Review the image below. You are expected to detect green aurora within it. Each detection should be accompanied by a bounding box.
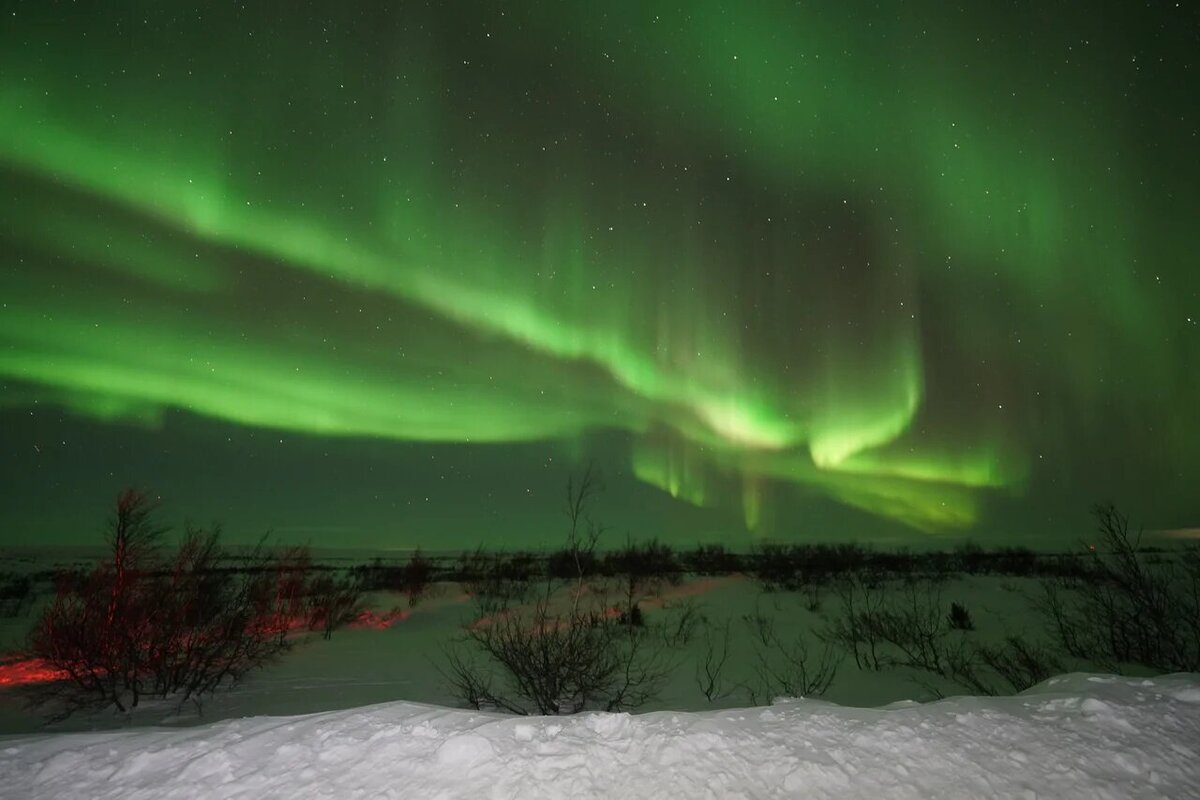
[1,2,1196,547]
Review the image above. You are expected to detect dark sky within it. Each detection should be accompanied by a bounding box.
[1,2,1197,549]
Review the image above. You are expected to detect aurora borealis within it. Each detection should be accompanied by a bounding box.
[1,2,1196,548]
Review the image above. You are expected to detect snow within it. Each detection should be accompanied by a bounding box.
[2,673,1198,799]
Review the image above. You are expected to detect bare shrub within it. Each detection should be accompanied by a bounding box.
[659,598,701,648]
[695,617,734,702]
[825,575,1060,697]
[24,489,355,721]
[742,601,839,703]
[443,585,675,715]
[442,467,675,714]
[868,579,951,676]
[977,636,1063,692]
[821,573,887,671]
[305,573,366,640]
[458,548,537,616]
[263,545,313,645]
[401,548,434,607]
[947,601,974,631]
[1038,503,1200,673]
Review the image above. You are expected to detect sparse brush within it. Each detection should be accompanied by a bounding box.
[441,466,676,715]
[1037,503,1200,674]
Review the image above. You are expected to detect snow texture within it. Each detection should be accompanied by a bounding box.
[1,674,1198,799]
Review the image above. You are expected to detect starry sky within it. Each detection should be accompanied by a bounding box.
[1,2,1197,549]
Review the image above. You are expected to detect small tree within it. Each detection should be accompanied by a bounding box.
[264,545,312,644]
[24,489,354,721]
[401,548,434,607]
[695,618,734,702]
[442,467,675,714]
[27,489,169,716]
[306,573,366,640]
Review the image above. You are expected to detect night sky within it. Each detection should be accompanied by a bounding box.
[1,2,1196,549]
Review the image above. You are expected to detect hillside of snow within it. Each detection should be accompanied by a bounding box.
[2,673,1198,800]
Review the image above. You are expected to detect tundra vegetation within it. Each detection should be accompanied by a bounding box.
[8,483,1194,722]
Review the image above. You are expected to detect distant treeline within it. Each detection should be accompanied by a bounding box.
[345,541,1121,593]
[4,540,1173,606]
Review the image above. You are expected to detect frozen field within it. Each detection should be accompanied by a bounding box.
[0,548,1174,728]
[1,567,1080,733]
[2,551,1199,797]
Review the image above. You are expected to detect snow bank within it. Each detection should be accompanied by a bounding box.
[2,674,1198,799]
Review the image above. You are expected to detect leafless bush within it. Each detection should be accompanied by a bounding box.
[263,545,312,646]
[442,467,676,714]
[659,599,701,648]
[869,579,952,675]
[742,602,839,703]
[305,574,365,639]
[825,575,1060,697]
[443,586,676,714]
[459,548,537,617]
[821,574,887,670]
[695,618,734,702]
[977,636,1063,692]
[401,549,434,607]
[24,489,355,721]
[1038,503,1200,673]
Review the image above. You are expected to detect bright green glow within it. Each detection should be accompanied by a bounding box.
[820,475,979,534]
[808,330,924,468]
[741,477,764,533]
[1,2,1194,541]
[0,90,797,454]
[632,440,707,508]
[0,302,621,444]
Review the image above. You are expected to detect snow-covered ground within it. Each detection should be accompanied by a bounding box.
[4,554,1200,797]
[0,571,1080,733]
[2,673,1198,799]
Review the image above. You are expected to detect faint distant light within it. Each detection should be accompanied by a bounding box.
[1159,528,1200,540]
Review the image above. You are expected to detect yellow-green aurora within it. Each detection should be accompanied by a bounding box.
[1,2,1196,546]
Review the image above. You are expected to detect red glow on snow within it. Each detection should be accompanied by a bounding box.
[350,608,410,630]
[0,658,67,687]
[466,576,742,632]
[248,613,314,638]
[468,607,514,630]
[641,574,744,609]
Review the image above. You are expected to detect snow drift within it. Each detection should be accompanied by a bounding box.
[2,674,1198,799]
